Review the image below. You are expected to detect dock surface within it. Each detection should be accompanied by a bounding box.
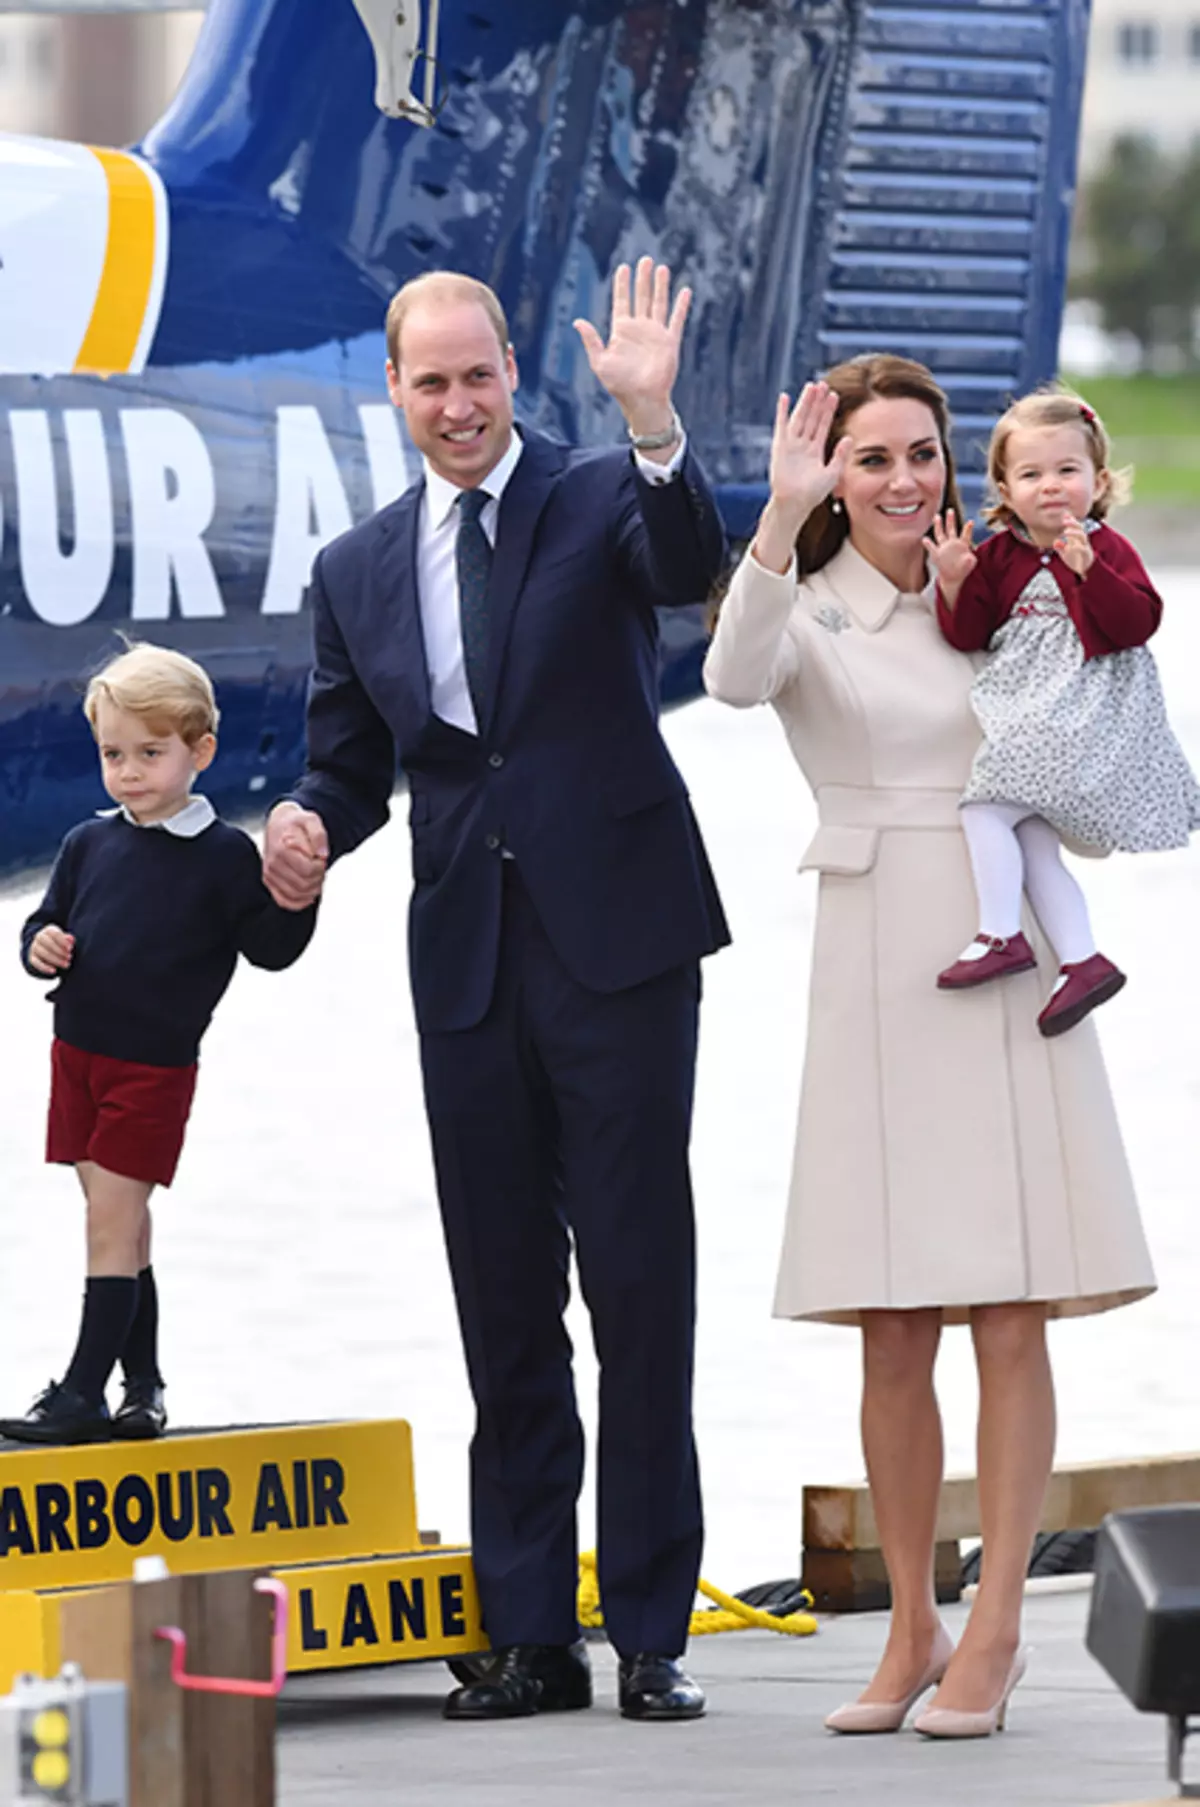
[277,1581,1173,1805]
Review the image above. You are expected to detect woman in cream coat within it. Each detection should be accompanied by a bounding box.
[704,357,1154,1740]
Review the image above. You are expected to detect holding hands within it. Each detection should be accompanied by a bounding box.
[754,382,851,574]
[1054,515,1094,577]
[929,511,977,606]
[574,257,688,454]
[263,804,328,911]
[28,925,74,976]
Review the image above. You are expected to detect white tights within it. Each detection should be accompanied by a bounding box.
[960,803,1096,965]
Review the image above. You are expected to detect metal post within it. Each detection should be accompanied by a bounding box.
[1168,1715,1200,1798]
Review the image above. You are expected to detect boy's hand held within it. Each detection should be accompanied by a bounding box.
[30,925,74,974]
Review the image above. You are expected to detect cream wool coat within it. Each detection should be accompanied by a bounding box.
[704,539,1156,1326]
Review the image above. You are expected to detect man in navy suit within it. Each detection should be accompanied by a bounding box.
[263,260,729,1720]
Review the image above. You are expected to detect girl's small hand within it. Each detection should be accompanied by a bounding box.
[29,925,75,975]
[929,511,977,593]
[1054,515,1094,576]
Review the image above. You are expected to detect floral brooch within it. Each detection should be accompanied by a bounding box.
[813,604,850,634]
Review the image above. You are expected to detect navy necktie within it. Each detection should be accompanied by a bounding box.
[456,488,492,724]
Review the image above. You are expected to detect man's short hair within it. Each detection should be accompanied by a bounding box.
[84,643,219,746]
[385,272,510,370]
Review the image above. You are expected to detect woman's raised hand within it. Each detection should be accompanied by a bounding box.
[769,382,851,518]
[753,382,851,573]
[929,511,977,600]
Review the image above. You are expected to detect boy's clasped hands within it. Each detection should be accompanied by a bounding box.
[27,926,75,976]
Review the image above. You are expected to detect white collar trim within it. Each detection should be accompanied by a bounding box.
[98,795,216,838]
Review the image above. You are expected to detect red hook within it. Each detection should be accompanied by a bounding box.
[154,1578,289,1698]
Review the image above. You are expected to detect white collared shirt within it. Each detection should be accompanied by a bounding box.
[417,429,688,735]
[98,795,216,837]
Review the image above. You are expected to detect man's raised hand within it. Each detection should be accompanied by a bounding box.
[573,257,689,441]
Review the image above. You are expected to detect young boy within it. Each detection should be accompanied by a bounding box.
[1,644,319,1447]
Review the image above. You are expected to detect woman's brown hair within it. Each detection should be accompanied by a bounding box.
[793,354,963,579]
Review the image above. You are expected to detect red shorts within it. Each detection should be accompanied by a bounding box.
[47,1039,198,1187]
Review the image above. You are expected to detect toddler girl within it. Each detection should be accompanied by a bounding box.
[931,387,1200,1035]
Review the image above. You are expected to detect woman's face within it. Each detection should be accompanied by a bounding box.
[834,396,947,567]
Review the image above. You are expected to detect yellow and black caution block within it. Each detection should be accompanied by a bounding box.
[282,1548,484,1671]
[0,1420,417,1592]
[0,1419,487,1687]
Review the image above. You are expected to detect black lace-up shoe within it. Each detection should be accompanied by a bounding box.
[0,1379,112,1446]
[443,1641,592,1720]
[618,1653,706,1721]
[112,1377,167,1440]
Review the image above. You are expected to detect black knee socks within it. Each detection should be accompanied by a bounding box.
[121,1265,163,1387]
[63,1276,139,1407]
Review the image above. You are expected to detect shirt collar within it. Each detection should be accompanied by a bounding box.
[422,428,525,533]
[98,795,216,838]
[817,538,935,632]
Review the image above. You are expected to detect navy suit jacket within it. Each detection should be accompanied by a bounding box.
[292,427,731,1033]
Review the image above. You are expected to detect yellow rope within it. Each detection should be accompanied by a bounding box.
[577,1550,818,1638]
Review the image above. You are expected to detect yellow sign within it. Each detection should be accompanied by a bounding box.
[0,1549,486,1691]
[281,1550,485,1671]
[0,1421,418,1592]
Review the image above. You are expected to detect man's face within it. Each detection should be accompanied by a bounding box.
[387,301,518,486]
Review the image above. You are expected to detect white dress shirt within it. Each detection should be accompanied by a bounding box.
[416,428,688,735]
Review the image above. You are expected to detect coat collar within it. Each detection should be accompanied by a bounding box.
[815,538,934,633]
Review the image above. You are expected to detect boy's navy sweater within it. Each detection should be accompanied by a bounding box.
[20,813,317,1067]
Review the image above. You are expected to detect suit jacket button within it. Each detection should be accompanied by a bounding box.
[488,752,504,769]
[485,833,500,850]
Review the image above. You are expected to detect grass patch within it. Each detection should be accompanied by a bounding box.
[1059,372,1200,503]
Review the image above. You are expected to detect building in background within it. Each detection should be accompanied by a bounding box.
[1,1,1196,170]
[0,8,203,145]
[1079,0,1200,171]
[0,14,60,136]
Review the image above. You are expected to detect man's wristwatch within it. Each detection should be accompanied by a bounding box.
[627,407,683,452]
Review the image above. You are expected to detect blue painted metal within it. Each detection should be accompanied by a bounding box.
[0,0,1092,876]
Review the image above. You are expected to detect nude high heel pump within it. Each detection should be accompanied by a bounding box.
[824,1625,956,1734]
[913,1646,1030,1739]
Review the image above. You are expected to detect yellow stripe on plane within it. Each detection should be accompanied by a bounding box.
[74,147,159,375]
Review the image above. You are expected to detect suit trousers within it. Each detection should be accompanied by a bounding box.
[418,863,703,1659]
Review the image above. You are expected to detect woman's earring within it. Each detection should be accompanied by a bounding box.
[831,498,843,516]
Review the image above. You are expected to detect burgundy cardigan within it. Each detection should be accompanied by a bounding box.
[935,523,1162,660]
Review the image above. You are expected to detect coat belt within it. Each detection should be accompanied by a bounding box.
[815,785,963,832]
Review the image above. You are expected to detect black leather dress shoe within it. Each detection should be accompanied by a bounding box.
[0,1379,111,1446]
[443,1641,592,1720]
[111,1377,168,1440]
[618,1654,706,1721]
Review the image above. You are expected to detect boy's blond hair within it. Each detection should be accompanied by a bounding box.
[84,643,219,746]
[984,385,1133,528]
